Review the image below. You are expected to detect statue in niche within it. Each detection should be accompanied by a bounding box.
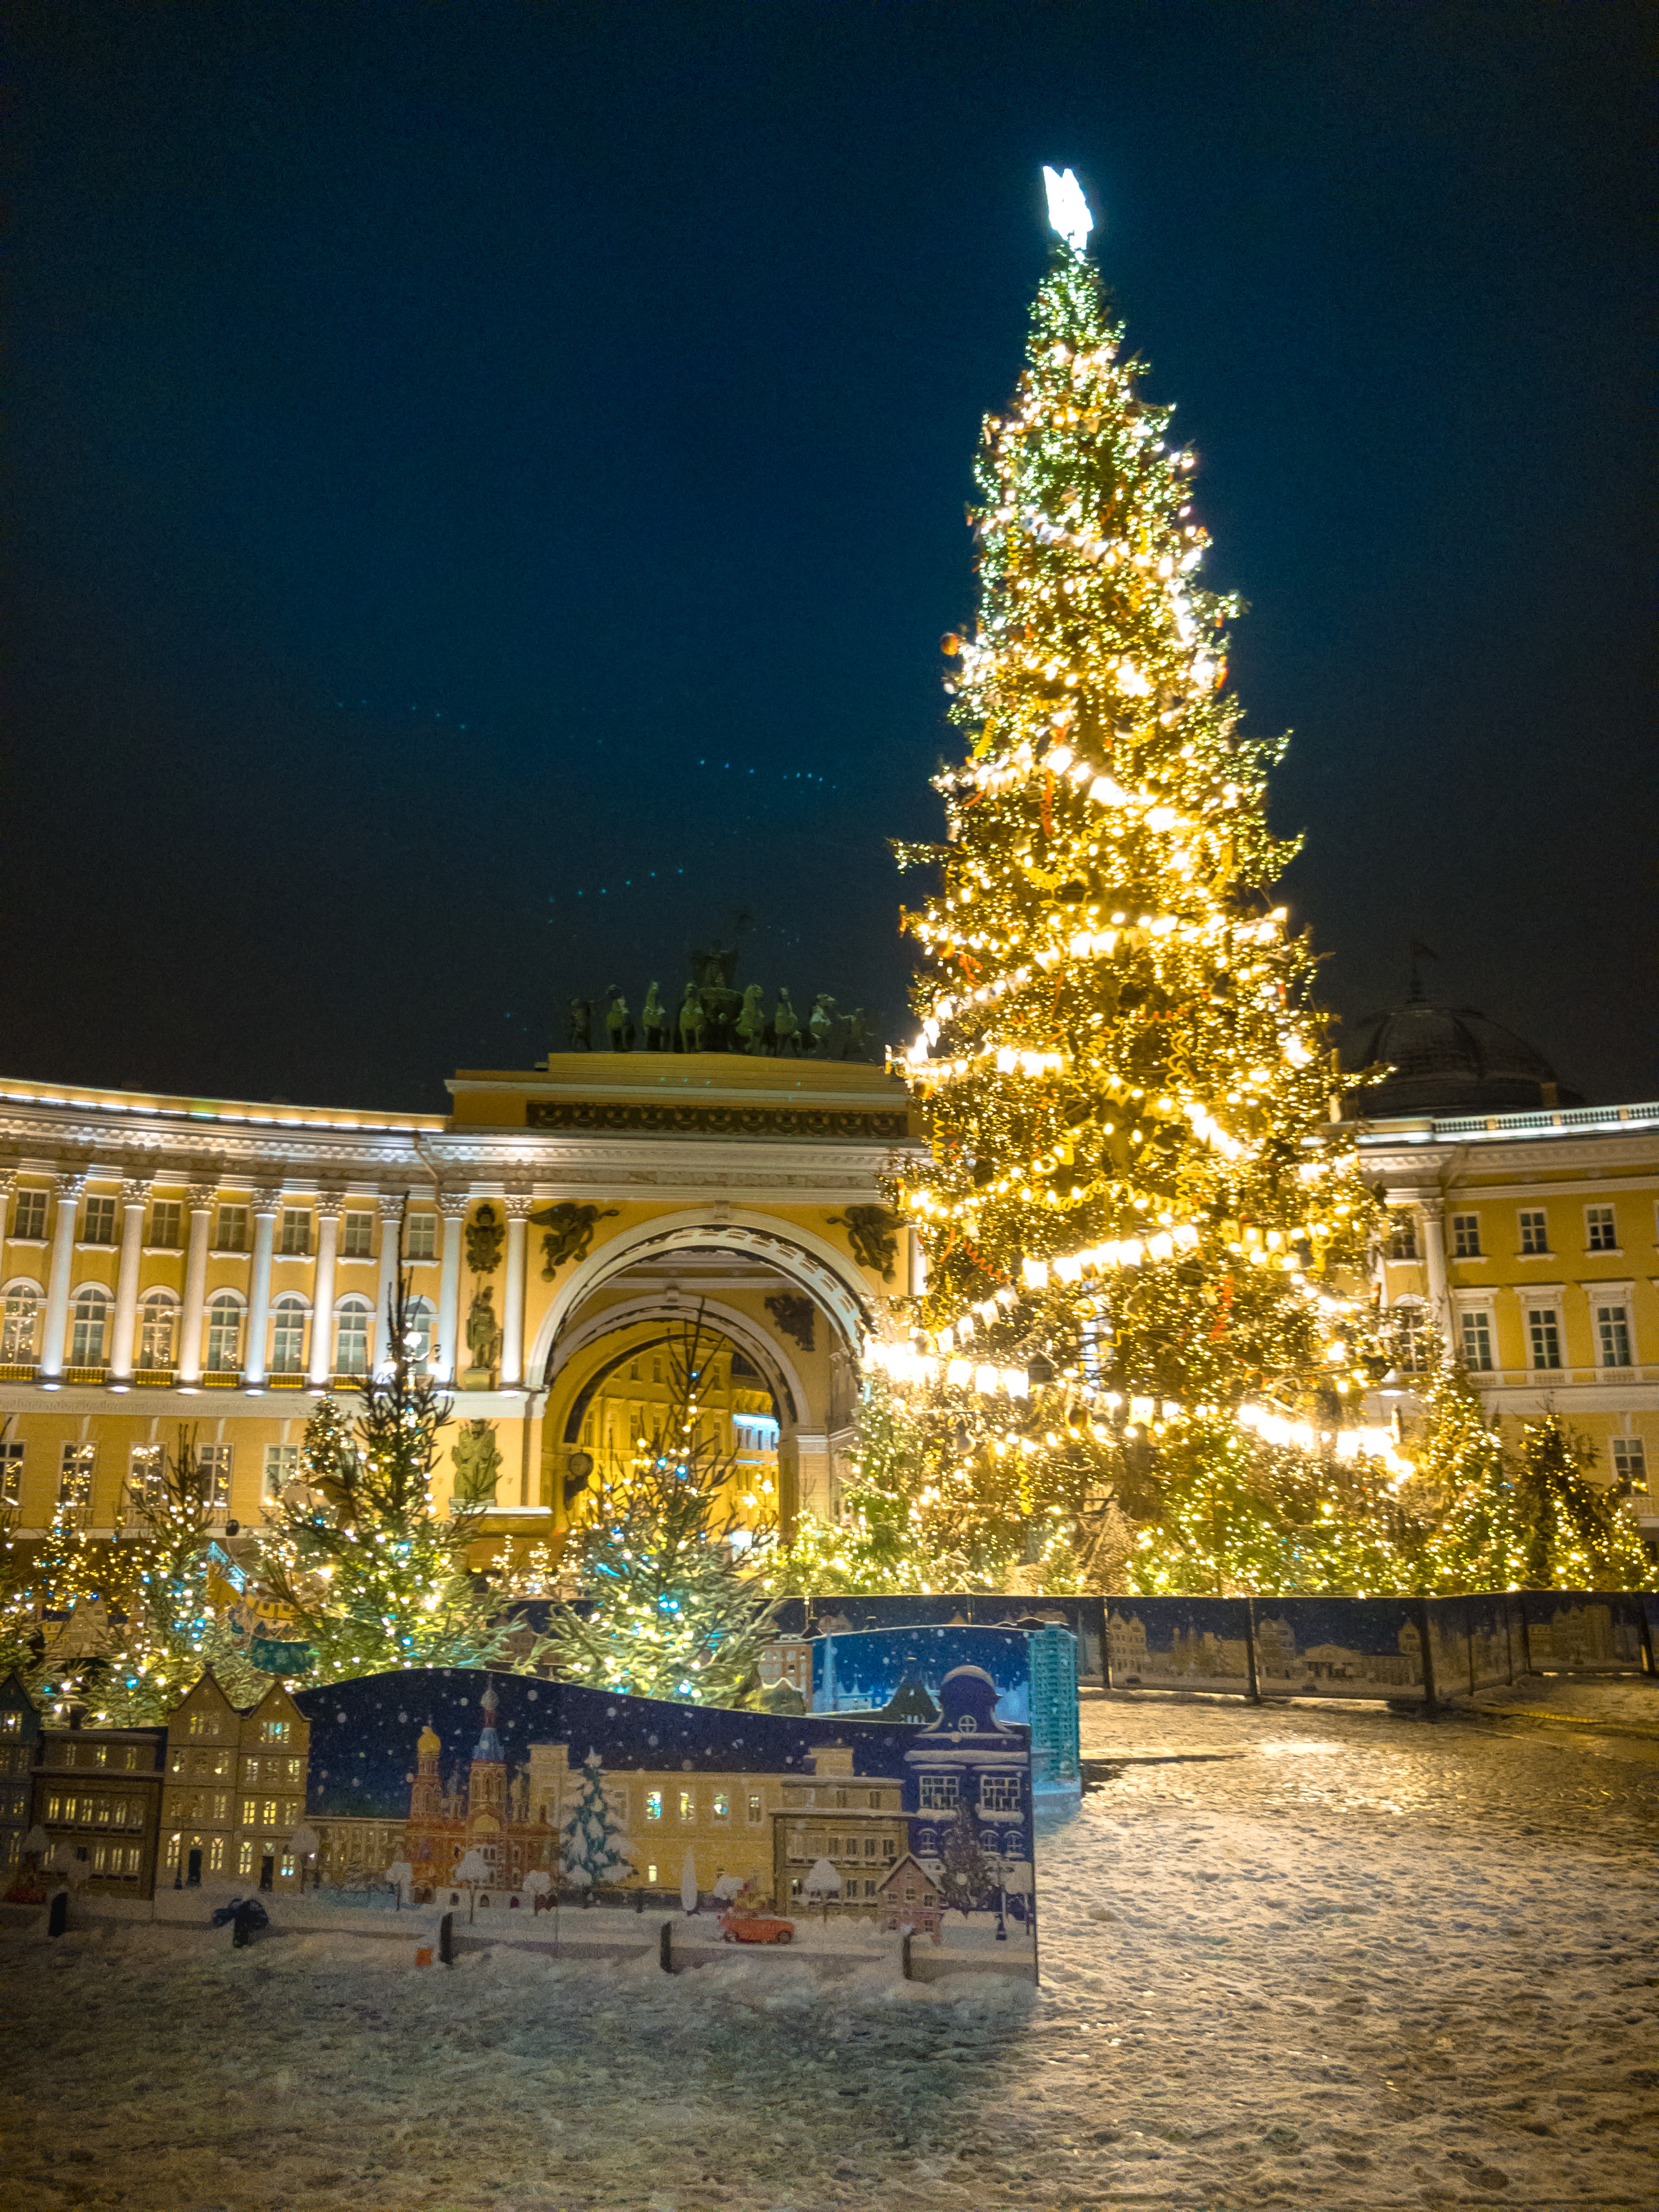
[605,989,634,1052]
[772,988,800,1056]
[828,1204,900,1282]
[452,1418,503,1506]
[641,983,666,1051]
[463,1286,503,1387]
[531,1200,619,1278]
[677,981,706,1052]
[566,997,592,1051]
[809,994,837,1057]
[764,1293,816,1353]
[736,983,766,1054]
[465,1203,505,1277]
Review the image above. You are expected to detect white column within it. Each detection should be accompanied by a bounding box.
[243,1189,280,1387]
[37,1172,86,1380]
[500,1194,533,1389]
[371,1193,405,1374]
[108,1178,151,1381]
[1419,1196,1455,1355]
[176,1183,218,1385]
[435,1192,469,1385]
[308,1196,343,1387]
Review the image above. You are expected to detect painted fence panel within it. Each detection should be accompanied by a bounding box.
[776,1594,1105,1683]
[1106,1596,1254,1694]
[1250,1596,1428,1702]
[1520,1591,1650,1672]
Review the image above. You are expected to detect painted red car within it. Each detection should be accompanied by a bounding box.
[719,1908,795,1945]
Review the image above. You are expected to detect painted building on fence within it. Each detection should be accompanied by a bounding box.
[0,1050,923,1570]
[1345,996,1658,1537]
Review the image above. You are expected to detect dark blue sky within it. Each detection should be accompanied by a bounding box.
[5,3,1652,1107]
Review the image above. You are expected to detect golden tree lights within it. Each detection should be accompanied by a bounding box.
[881,182,1402,1592]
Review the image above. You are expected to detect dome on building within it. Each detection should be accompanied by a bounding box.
[1340,997,1583,1119]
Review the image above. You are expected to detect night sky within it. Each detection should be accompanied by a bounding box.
[5,4,1652,1109]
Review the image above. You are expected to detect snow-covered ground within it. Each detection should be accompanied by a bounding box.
[2,1677,1656,2211]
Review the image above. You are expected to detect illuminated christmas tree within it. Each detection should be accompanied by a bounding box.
[544,1311,778,1705]
[251,1277,537,1681]
[877,170,1394,1590]
[1506,1413,1654,1590]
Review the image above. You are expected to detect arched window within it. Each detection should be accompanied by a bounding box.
[334,1298,371,1377]
[206,1292,244,1373]
[271,1296,308,1375]
[71,1285,110,1366]
[403,1297,436,1375]
[1,1282,41,1363]
[139,1289,178,1370]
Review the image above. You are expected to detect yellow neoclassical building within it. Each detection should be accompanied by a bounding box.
[1344,997,1659,1535]
[0,1051,924,1557]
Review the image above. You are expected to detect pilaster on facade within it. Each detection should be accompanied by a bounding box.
[499,1193,535,1390]
[308,1194,345,1387]
[242,1188,282,1389]
[38,1171,87,1380]
[176,1183,219,1386]
[371,1192,405,1373]
[435,1190,471,1386]
[108,1178,153,1382]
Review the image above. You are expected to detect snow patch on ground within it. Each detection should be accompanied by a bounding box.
[1,1675,1655,2210]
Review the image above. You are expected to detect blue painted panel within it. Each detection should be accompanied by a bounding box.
[1520,1590,1649,1672]
[1106,1596,1253,1693]
[1251,1595,1427,1700]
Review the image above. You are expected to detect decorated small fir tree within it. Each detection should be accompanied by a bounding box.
[560,1750,635,1891]
[877,171,1391,1590]
[251,1278,537,1681]
[543,1311,778,1705]
[936,1799,995,1918]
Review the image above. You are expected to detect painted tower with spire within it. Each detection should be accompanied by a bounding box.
[399,1682,552,1900]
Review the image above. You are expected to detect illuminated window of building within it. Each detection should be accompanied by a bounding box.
[1389,1305,1429,1374]
[404,1298,436,1374]
[746,1792,763,1825]
[0,1711,18,1735]
[83,1195,117,1246]
[262,1720,289,1743]
[1,1284,40,1362]
[213,1204,246,1252]
[0,1440,22,1506]
[1451,1214,1481,1259]
[1519,1210,1549,1255]
[1598,1306,1632,1369]
[259,1798,276,1827]
[165,1830,181,1864]
[138,1291,177,1370]
[206,1295,243,1372]
[280,1853,296,1880]
[12,1188,49,1241]
[646,1863,658,1884]
[712,1791,729,1822]
[1528,1308,1562,1371]
[334,1301,371,1376]
[678,1790,695,1822]
[59,1443,95,1507]
[405,1213,436,1261]
[198,1444,232,1510]
[209,1836,226,1872]
[341,1211,373,1260]
[270,1297,307,1373]
[1459,1310,1494,1373]
[280,1210,311,1256]
[645,1790,662,1821]
[240,1839,255,1876]
[188,1712,219,1740]
[264,1444,298,1499]
[1387,1214,1418,1261]
[1612,1438,1648,1497]
[70,1286,110,1365]
[1585,1205,1617,1252]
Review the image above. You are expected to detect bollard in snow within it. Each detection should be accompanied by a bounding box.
[439,1910,454,1966]
[47,1891,68,1939]
[900,1927,913,1982]
[659,1919,673,1974]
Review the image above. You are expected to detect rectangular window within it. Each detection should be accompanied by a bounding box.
[208,1835,226,1872]
[1597,1306,1632,1369]
[918,1775,959,1812]
[264,1444,298,1500]
[1518,1209,1549,1255]
[82,1195,117,1245]
[678,1790,695,1822]
[206,1302,242,1372]
[215,1204,247,1253]
[0,1440,22,1506]
[1460,1310,1494,1373]
[1451,1214,1481,1259]
[259,1798,277,1827]
[864,1836,878,1858]
[404,1213,436,1261]
[1528,1308,1562,1371]
[197,1444,232,1509]
[645,1790,662,1821]
[980,1775,1022,1813]
[711,1791,729,1822]
[70,1294,109,1365]
[262,1720,289,1743]
[1387,1214,1418,1262]
[150,1200,183,1249]
[12,1188,48,1240]
[746,1792,763,1825]
[239,1839,255,1876]
[334,1307,370,1376]
[128,1444,163,1509]
[646,1863,658,1885]
[1,1286,39,1362]
[59,1443,95,1507]
[341,1211,374,1259]
[280,1210,311,1256]
[1585,1205,1617,1252]
[1612,1438,1648,1497]
[1390,1306,1430,1375]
